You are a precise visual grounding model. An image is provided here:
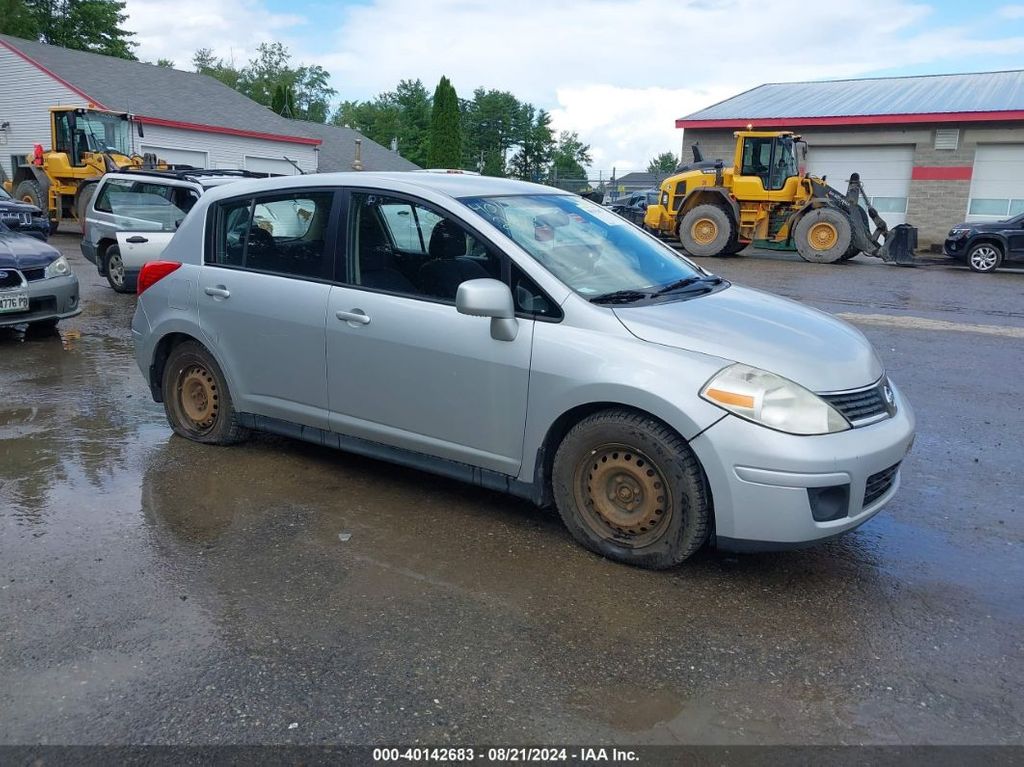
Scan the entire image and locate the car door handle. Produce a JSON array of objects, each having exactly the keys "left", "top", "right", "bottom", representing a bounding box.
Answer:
[
  {"left": 204, "top": 286, "right": 231, "bottom": 299},
  {"left": 336, "top": 309, "right": 370, "bottom": 325},
  {"left": 125, "top": 236, "right": 149, "bottom": 244}
]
